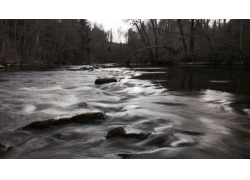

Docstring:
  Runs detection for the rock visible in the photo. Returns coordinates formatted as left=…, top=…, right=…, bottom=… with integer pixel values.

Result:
left=87, top=67, right=94, bottom=71
left=106, top=127, right=126, bottom=138
left=17, top=112, right=105, bottom=131
left=67, top=69, right=78, bottom=71
left=0, top=65, right=4, bottom=69
left=0, top=142, right=6, bottom=150
left=95, top=78, right=117, bottom=84
left=79, top=67, right=87, bottom=70
left=105, top=127, right=151, bottom=139
left=93, top=64, right=100, bottom=69
left=100, top=65, right=106, bottom=68
left=117, top=153, right=133, bottom=159
left=77, top=102, right=88, bottom=107
left=0, top=142, right=10, bottom=156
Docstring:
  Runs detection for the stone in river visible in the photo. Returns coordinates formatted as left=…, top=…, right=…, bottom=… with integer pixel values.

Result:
left=106, top=127, right=150, bottom=139
left=17, top=112, right=105, bottom=131
left=95, top=78, right=117, bottom=84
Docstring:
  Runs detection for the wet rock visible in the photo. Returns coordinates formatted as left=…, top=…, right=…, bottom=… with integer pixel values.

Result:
left=175, top=129, right=204, bottom=136
left=79, top=67, right=87, bottom=70
left=105, top=127, right=151, bottom=139
left=100, top=64, right=106, bottom=68
left=93, top=64, right=100, bottom=69
left=77, top=102, right=88, bottom=107
left=67, top=68, right=78, bottom=71
left=17, top=112, right=105, bottom=131
left=95, top=78, right=117, bottom=84
left=0, top=65, right=4, bottom=69
left=87, top=67, right=94, bottom=71
left=106, top=127, right=126, bottom=138
left=0, top=142, right=6, bottom=152
left=0, top=142, right=11, bottom=156
left=117, top=153, right=133, bottom=159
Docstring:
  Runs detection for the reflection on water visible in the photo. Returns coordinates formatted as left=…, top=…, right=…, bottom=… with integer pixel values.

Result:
left=133, top=66, right=250, bottom=96
left=0, top=65, right=250, bottom=158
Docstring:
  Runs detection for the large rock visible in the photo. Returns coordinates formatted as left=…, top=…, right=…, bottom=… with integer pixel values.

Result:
left=95, top=78, right=117, bottom=84
left=17, top=112, right=104, bottom=131
left=106, top=127, right=150, bottom=139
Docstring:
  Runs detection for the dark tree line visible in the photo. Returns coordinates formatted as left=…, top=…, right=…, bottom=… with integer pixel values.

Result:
left=125, top=19, right=250, bottom=65
left=0, top=19, right=129, bottom=66
left=1, top=19, right=250, bottom=66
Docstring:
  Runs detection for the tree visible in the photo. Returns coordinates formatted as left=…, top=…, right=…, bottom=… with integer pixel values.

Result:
left=177, top=19, right=188, bottom=59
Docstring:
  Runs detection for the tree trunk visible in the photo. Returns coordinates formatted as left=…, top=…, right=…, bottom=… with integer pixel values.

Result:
left=240, top=19, right=244, bottom=59
left=134, top=21, right=155, bottom=65
left=14, top=20, right=17, bottom=50
left=20, top=20, right=27, bottom=66
left=150, top=19, right=158, bottom=60
left=177, top=19, right=188, bottom=59
left=140, top=22, right=155, bottom=64
left=204, top=33, right=214, bottom=54
left=2, top=20, right=7, bottom=63
left=189, top=19, right=195, bottom=59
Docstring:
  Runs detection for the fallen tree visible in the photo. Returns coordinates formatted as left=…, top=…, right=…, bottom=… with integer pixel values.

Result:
left=123, top=45, right=177, bottom=65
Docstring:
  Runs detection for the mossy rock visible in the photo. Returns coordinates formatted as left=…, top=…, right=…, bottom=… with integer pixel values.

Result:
left=17, top=112, right=105, bottom=131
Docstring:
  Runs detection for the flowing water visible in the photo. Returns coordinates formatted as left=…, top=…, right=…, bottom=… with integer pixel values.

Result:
left=0, top=65, right=250, bottom=159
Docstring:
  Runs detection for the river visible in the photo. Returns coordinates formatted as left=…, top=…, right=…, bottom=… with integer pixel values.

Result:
left=0, top=65, right=250, bottom=158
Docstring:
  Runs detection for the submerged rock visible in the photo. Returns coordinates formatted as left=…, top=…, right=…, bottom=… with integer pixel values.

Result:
left=95, top=78, right=117, bottom=84
left=17, top=112, right=105, bottom=131
left=105, top=127, right=150, bottom=139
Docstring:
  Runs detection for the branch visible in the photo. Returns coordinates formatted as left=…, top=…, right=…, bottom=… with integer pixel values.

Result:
left=124, top=45, right=177, bottom=62
left=194, top=19, right=200, bottom=31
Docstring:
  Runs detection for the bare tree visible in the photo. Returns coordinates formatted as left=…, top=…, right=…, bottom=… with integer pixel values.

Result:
left=150, top=19, right=158, bottom=60
left=177, top=19, right=188, bottom=59
left=189, top=19, right=199, bottom=59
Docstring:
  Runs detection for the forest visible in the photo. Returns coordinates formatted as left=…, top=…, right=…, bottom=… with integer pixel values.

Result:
left=0, top=19, right=249, bottom=66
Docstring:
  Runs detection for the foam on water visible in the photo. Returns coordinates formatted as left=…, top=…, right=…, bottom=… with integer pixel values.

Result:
left=23, top=105, right=36, bottom=113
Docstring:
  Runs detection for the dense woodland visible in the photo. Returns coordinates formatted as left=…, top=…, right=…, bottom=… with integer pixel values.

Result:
left=0, top=19, right=249, bottom=66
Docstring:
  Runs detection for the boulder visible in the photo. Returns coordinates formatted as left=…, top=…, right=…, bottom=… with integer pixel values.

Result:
left=17, top=112, right=104, bottom=131
left=0, top=65, right=4, bottom=69
left=95, top=78, right=117, bottom=84
left=105, top=127, right=150, bottom=139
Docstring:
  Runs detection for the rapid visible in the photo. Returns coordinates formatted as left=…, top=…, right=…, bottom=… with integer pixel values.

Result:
left=0, top=65, right=250, bottom=158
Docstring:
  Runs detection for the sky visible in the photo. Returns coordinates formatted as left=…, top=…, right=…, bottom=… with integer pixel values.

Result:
left=88, top=19, right=132, bottom=43
left=88, top=19, right=131, bottom=31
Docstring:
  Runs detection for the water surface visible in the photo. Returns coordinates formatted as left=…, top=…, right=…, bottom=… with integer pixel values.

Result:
left=0, top=65, right=250, bottom=158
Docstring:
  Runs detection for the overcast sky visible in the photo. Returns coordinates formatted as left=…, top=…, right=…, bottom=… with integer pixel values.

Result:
left=88, top=19, right=131, bottom=31
left=88, top=19, right=132, bottom=43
